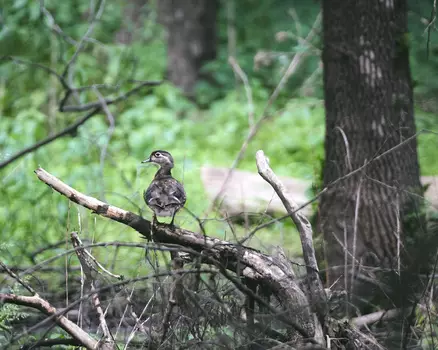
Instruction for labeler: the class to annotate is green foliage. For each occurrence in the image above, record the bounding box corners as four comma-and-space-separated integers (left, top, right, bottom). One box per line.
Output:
1, 0, 438, 281
197, 1, 322, 106
0, 282, 30, 347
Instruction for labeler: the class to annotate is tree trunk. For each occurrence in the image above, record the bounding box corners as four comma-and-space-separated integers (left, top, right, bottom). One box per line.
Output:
158, 0, 218, 96
115, 0, 146, 44
320, 0, 422, 300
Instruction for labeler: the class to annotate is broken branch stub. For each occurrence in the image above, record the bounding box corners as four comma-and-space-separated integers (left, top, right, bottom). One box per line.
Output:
256, 150, 327, 324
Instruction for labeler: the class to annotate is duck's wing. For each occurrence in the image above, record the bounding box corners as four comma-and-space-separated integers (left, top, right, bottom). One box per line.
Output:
168, 181, 187, 206
144, 183, 165, 208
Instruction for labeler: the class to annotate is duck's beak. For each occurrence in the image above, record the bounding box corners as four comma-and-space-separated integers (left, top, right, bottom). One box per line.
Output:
141, 157, 151, 163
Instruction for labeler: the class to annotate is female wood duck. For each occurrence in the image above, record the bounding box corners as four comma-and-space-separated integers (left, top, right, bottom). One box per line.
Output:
142, 150, 186, 226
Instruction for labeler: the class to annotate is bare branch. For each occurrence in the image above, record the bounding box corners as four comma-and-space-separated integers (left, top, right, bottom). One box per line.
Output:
351, 308, 408, 328
256, 150, 327, 323
71, 232, 113, 343
0, 80, 160, 170
34, 167, 151, 237
248, 129, 436, 238
60, 80, 161, 112
208, 12, 321, 213
61, 0, 107, 80
0, 108, 99, 170
0, 261, 36, 295
0, 293, 102, 350
33, 167, 318, 341
228, 56, 254, 126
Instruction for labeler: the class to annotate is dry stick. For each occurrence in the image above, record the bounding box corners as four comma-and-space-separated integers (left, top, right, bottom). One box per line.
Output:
40, 4, 77, 45
70, 232, 113, 344
60, 80, 161, 112
33, 168, 316, 340
2, 55, 70, 89
61, 0, 106, 81
351, 308, 408, 328
94, 86, 116, 201
0, 293, 100, 350
248, 129, 435, 238
0, 77, 160, 170
34, 167, 152, 238
6, 269, 215, 348
426, 0, 437, 59
228, 56, 254, 126
0, 261, 36, 295
349, 176, 363, 317
0, 108, 99, 170
161, 257, 184, 344
4, 269, 204, 349
256, 150, 327, 323
207, 12, 321, 213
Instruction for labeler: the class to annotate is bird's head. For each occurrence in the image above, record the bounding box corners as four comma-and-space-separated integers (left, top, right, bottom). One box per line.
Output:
142, 150, 174, 168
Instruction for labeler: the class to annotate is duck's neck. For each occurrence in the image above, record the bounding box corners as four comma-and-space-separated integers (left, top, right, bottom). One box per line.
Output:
155, 165, 173, 178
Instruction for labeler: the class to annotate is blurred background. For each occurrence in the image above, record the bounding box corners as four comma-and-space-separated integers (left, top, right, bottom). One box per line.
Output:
1, 0, 437, 280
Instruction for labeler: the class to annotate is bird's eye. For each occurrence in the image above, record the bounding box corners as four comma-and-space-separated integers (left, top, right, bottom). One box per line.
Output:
154, 152, 161, 157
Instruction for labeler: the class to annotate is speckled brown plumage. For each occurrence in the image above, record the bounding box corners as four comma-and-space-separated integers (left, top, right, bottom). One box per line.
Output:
142, 150, 186, 226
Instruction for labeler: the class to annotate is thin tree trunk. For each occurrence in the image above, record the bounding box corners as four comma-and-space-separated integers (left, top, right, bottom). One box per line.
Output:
158, 0, 218, 96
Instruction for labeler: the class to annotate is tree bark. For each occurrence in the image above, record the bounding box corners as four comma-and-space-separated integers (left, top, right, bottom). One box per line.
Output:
115, 0, 145, 44
158, 0, 218, 96
320, 0, 422, 296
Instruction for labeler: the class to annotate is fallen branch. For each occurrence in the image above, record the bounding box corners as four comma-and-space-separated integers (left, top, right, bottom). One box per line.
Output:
0, 293, 102, 350
34, 167, 152, 238
351, 308, 408, 328
34, 167, 317, 342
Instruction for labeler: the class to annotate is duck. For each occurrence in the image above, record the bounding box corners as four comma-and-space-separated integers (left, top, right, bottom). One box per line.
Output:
142, 150, 186, 226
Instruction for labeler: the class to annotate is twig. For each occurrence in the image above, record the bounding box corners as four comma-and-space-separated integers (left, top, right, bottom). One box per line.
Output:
1, 55, 70, 90
352, 308, 407, 328
61, 0, 106, 80
426, 0, 437, 59
248, 129, 435, 238
6, 268, 214, 347
0, 293, 102, 350
0, 108, 99, 170
71, 232, 113, 344
256, 150, 327, 324
0, 61, 160, 170
0, 261, 36, 295
208, 12, 321, 212
161, 257, 184, 344
60, 80, 161, 112
33, 167, 318, 341
228, 56, 254, 126
34, 167, 152, 238
20, 337, 81, 349
93, 86, 116, 200
39, 2, 77, 46
263, 12, 321, 112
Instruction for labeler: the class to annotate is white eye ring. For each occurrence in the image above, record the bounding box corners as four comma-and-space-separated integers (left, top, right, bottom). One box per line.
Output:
154, 152, 161, 157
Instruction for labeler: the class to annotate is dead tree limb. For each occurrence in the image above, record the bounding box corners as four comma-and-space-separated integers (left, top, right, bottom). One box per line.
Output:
34, 167, 318, 343
0, 77, 160, 170
256, 150, 327, 324
0, 293, 104, 350
71, 232, 113, 345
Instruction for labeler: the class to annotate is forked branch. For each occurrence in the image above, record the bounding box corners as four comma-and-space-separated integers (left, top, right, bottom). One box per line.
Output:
34, 166, 317, 341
